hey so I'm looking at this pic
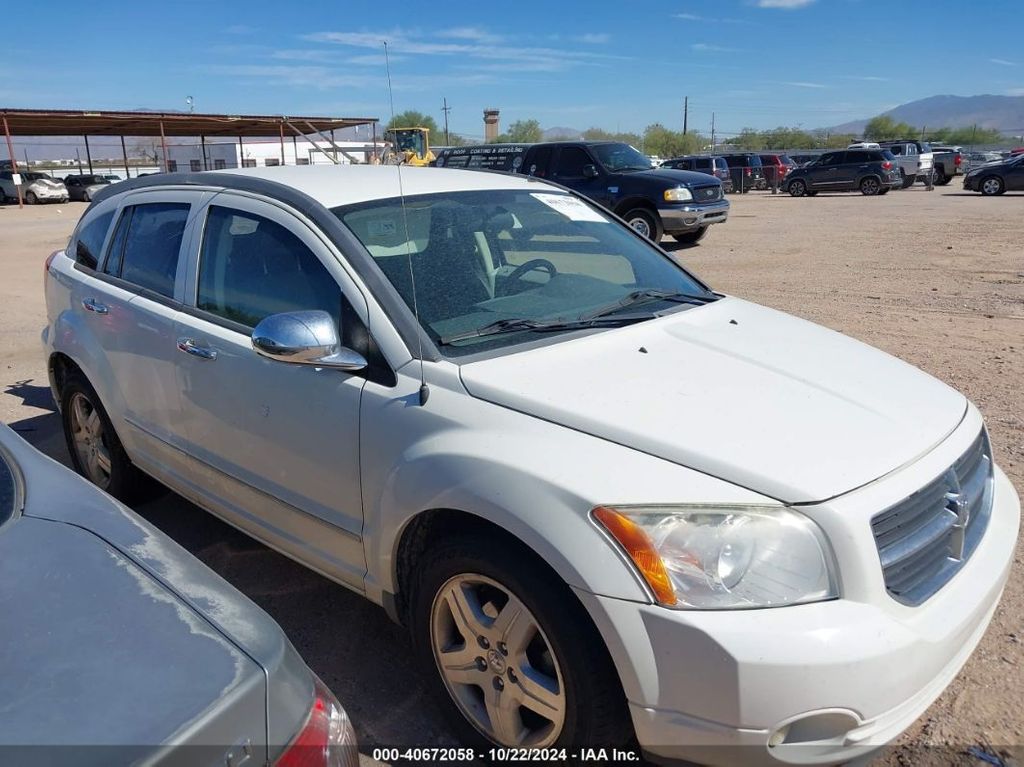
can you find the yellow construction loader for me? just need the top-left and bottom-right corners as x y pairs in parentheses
(383, 126), (436, 166)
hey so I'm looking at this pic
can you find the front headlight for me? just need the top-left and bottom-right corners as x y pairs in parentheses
(663, 187), (693, 202)
(593, 505), (838, 609)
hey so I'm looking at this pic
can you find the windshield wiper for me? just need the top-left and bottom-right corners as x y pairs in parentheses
(439, 314), (650, 346)
(580, 288), (717, 322)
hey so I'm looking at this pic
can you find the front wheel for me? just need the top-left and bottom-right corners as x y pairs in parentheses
(859, 177), (881, 196)
(412, 535), (631, 750)
(980, 176), (1004, 196)
(82, 192), (91, 202)
(673, 226), (708, 246)
(788, 179), (807, 197)
(621, 208), (662, 242)
(25, 191), (37, 204)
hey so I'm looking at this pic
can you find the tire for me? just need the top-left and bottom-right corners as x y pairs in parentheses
(878, 188), (890, 195)
(61, 371), (148, 502)
(980, 176), (1004, 196)
(900, 172), (916, 189)
(673, 226), (708, 246)
(788, 179), (807, 197)
(859, 176), (881, 196)
(937, 175), (952, 186)
(410, 534), (631, 751)
(933, 168), (946, 185)
(83, 192), (91, 202)
(25, 191), (37, 204)
(621, 208), (662, 242)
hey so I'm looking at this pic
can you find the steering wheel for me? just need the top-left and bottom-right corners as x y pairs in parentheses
(506, 258), (557, 283)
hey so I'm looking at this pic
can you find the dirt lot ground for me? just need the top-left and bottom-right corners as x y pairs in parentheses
(1, 186), (1021, 766)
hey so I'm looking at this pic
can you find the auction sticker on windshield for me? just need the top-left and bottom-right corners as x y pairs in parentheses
(531, 193), (609, 223)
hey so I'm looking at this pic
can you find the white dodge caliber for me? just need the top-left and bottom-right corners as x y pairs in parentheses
(43, 166), (1018, 766)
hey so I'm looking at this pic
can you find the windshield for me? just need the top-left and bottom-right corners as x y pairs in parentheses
(591, 143), (652, 172)
(334, 190), (713, 356)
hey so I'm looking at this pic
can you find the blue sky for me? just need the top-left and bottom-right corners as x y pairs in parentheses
(3, 0), (1023, 139)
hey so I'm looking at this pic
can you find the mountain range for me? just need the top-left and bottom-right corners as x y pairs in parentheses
(828, 94), (1024, 136)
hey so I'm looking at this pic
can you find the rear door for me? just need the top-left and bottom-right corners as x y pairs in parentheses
(69, 192), (196, 481)
(172, 194), (368, 588)
(833, 151), (861, 189)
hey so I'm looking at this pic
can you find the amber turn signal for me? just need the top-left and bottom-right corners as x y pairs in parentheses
(593, 506), (677, 606)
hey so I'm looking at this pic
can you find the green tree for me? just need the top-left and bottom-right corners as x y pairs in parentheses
(733, 128), (765, 150)
(385, 110), (440, 135)
(492, 119), (542, 143)
(582, 127), (643, 146)
(863, 115), (916, 141)
(641, 124), (703, 158)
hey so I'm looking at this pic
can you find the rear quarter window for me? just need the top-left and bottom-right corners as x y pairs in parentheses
(73, 210), (115, 270)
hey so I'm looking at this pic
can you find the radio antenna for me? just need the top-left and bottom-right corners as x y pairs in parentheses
(384, 40), (429, 406)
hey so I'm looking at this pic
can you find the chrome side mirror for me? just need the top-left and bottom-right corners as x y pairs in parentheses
(251, 310), (367, 372)
(582, 164), (600, 179)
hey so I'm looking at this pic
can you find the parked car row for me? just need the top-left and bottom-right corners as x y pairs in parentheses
(35, 164), (1019, 766)
(0, 172), (117, 204)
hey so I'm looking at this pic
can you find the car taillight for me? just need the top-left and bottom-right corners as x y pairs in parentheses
(745, 167), (751, 176)
(954, 155), (962, 166)
(275, 676), (358, 767)
(881, 161), (892, 170)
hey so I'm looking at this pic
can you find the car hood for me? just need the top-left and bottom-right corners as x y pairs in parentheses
(28, 178), (65, 190)
(459, 297), (966, 503)
(637, 167), (719, 187)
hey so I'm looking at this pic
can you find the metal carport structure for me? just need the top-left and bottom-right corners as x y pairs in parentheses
(1, 108), (378, 207)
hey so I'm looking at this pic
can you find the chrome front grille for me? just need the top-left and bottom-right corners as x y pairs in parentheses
(871, 430), (994, 605)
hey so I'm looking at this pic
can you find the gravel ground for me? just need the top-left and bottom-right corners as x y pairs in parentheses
(1, 186), (1021, 766)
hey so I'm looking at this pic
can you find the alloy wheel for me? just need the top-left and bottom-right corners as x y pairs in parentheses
(627, 217), (651, 238)
(68, 392), (112, 488)
(981, 177), (1002, 196)
(430, 573), (566, 747)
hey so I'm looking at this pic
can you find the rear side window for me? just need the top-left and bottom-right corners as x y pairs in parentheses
(525, 146), (553, 177)
(197, 206), (341, 329)
(117, 203), (189, 298)
(74, 211), (114, 270)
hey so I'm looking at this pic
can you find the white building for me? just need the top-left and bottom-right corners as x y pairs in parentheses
(157, 138), (383, 172)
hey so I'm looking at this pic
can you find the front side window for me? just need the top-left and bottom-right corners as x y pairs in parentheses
(335, 190), (713, 356)
(197, 206), (341, 329)
(74, 210), (114, 269)
(117, 202), (189, 298)
(552, 147), (593, 180)
(591, 143), (651, 171)
(819, 152), (841, 167)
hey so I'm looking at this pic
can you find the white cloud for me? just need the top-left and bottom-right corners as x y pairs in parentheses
(842, 75), (890, 82)
(574, 33), (610, 44)
(437, 27), (503, 44)
(674, 13), (702, 20)
(756, 0), (815, 8)
(1007, 87), (1024, 96)
(692, 43), (737, 52)
(780, 80), (827, 88)
(990, 58), (1017, 67)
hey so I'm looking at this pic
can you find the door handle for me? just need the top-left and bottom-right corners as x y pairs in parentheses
(176, 337), (218, 360)
(81, 298), (109, 314)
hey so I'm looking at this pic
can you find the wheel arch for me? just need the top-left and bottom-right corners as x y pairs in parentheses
(612, 196), (657, 218)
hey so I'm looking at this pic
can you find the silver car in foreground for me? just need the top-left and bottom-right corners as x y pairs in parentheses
(0, 424), (357, 767)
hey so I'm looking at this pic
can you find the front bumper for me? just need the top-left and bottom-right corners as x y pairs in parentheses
(963, 175), (980, 191)
(658, 199), (730, 233)
(577, 461), (1019, 767)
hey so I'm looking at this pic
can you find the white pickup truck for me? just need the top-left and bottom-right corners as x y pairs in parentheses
(879, 140), (934, 188)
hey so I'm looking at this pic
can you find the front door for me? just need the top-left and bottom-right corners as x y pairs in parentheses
(807, 152), (843, 189)
(1006, 157), (1024, 190)
(550, 146), (612, 208)
(173, 195), (367, 588)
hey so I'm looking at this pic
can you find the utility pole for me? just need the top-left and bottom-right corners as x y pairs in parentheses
(683, 96), (689, 135)
(441, 97), (451, 145)
(711, 112), (716, 150)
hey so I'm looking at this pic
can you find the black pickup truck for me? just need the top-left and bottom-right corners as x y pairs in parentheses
(434, 141), (729, 245)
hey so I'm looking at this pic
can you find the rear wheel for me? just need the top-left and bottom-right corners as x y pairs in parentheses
(859, 177), (881, 196)
(412, 535), (631, 751)
(672, 226), (708, 246)
(788, 179), (807, 197)
(932, 168), (946, 185)
(900, 172), (916, 189)
(61, 371), (148, 501)
(980, 176), (1004, 196)
(621, 208), (662, 242)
